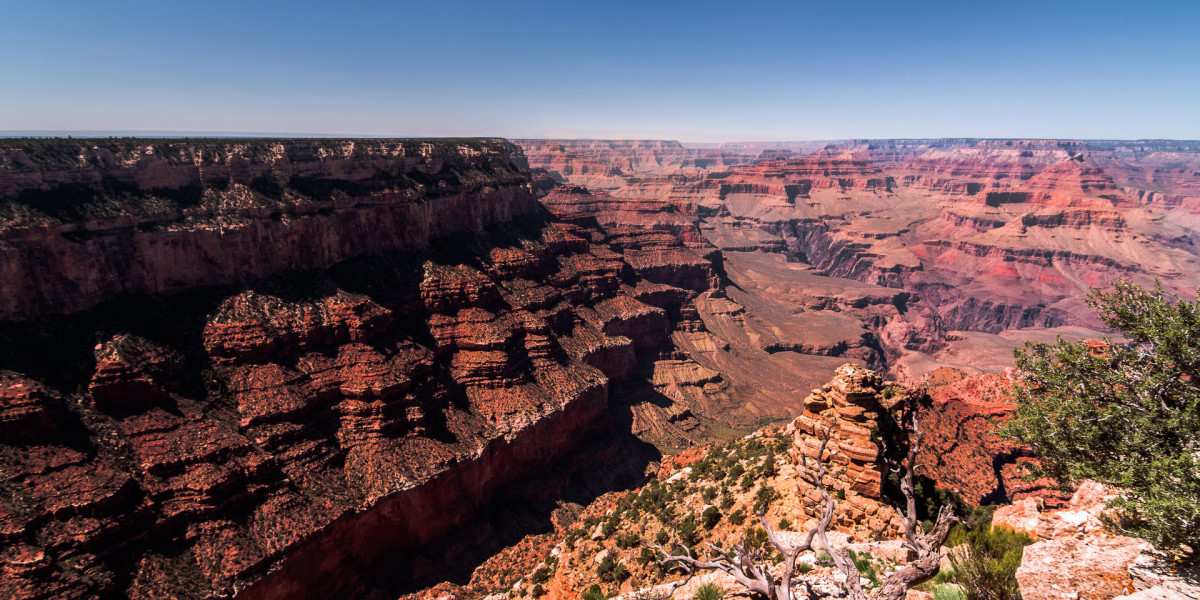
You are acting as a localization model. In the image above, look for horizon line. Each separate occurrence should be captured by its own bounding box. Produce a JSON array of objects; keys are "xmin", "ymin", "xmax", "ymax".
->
[{"xmin": 3, "ymin": 130, "xmax": 1200, "ymax": 145}]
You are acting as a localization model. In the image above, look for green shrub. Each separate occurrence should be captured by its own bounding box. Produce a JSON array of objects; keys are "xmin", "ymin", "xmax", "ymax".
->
[
  {"xmin": 753, "ymin": 486, "xmax": 780, "ymax": 513},
  {"xmin": 1003, "ymin": 280, "xmax": 1200, "ymax": 560},
  {"xmin": 728, "ymin": 463, "xmax": 745, "ymax": 480},
  {"xmin": 597, "ymin": 555, "xmax": 630, "ymax": 583},
  {"xmin": 933, "ymin": 585, "xmax": 966, "ymax": 600},
  {"xmin": 677, "ymin": 515, "xmax": 701, "ymax": 546},
  {"xmin": 600, "ymin": 517, "xmax": 617, "ymax": 538},
  {"xmin": 616, "ymin": 532, "xmax": 640, "ymax": 548},
  {"xmin": 701, "ymin": 506, "xmax": 721, "ymax": 529},
  {"xmin": 739, "ymin": 471, "xmax": 756, "ymax": 490},
  {"xmin": 745, "ymin": 526, "xmax": 768, "ymax": 550},
  {"xmin": 777, "ymin": 516, "xmax": 791, "ymax": 530},
  {"xmin": 531, "ymin": 584, "xmax": 546, "ymax": 597},
  {"xmin": 582, "ymin": 584, "xmax": 605, "ymax": 600},
  {"xmin": 951, "ymin": 525, "xmax": 1034, "ymax": 600},
  {"xmin": 694, "ymin": 583, "xmax": 724, "ymax": 600},
  {"xmin": 728, "ymin": 508, "xmax": 746, "ymax": 525},
  {"xmin": 848, "ymin": 548, "xmax": 880, "ymax": 587},
  {"xmin": 531, "ymin": 566, "xmax": 552, "ymax": 585},
  {"xmin": 797, "ymin": 562, "xmax": 813, "ymax": 574}
]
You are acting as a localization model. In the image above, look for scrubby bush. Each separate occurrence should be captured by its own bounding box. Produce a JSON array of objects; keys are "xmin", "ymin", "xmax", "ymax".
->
[
  {"xmin": 582, "ymin": 584, "xmax": 605, "ymax": 600},
  {"xmin": 727, "ymin": 508, "xmax": 746, "ymax": 525},
  {"xmin": 701, "ymin": 506, "xmax": 721, "ymax": 529},
  {"xmin": 693, "ymin": 583, "xmax": 724, "ymax": 600},
  {"xmin": 600, "ymin": 516, "xmax": 618, "ymax": 538},
  {"xmin": 597, "ymin": 555, "xmax": 630, "ymax": 583},
  {"xmin": 848, "ymin": 548, "xmax": 881, "ymax": 587},
  {"xmin": 719, "ymin": 493, "xmax": 735, "ymax": 511},
  {"xmin": 933, "ymin": 585, "xmax": 965, "ymax": 600},
  {"xmin": 677, "ymin": 515, "xmax": 701, "ymax": 546},
  {"xmin": 655, "ymin": 529, "xmax": 669, "ymax": 545},
  {"xmin": 616, "ymin": 532, "xmax": 640, "ymax": 548},
  {"xmin": 950, "ymin": 525, "xmax": 1034, "ymax": 600},
  {"xmin": 753, "ymin": 485, "xmax": 780, "ymax": 513}
]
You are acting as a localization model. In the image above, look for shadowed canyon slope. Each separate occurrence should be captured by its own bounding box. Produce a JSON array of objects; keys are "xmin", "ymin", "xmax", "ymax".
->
[{"xmin": 0, "ymin": 139, "xmax": 717, "ymax": 599}]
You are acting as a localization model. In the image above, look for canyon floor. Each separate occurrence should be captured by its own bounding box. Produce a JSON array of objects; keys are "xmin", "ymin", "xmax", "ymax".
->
[{"xmin": 2, "ymin": 137, "xmax": 1199, "ymax": 599}]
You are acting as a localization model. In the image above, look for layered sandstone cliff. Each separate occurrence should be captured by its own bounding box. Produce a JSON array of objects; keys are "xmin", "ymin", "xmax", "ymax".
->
[
  {"xmin": 0, "ymin": 138, "xmax": 534, "ymax": 320},
  {"xmin": 0, "ymin": 138, "xmax": 724, "ymax": 600}
]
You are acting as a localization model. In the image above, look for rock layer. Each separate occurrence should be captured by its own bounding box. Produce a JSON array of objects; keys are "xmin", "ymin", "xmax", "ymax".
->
[{"xmin": 0, "ymin": 138, "xmax": 534, "ymax": 320}]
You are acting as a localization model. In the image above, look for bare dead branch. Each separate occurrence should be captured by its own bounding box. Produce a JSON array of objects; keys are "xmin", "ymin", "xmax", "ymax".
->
[{"xmin": 651, "ymin": 401, "xmax": 957, "ymax": 600}]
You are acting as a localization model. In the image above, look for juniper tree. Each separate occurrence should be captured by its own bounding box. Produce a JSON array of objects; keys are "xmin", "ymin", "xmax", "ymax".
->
[{"xmin": 1003, "ymin": 280, "xmax": 1200, "ymax": 561}]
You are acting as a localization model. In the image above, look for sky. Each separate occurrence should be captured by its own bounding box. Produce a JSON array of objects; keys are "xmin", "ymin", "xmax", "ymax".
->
[{"xmin": 2, "ymin": 0, "xmax": 1199, "ymax": 142}]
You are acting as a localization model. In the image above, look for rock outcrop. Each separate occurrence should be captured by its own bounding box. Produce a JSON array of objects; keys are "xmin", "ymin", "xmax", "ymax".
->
[
  {"xmin": 995, "ymin": 482, "xmax": 1153, "ymax": 600},
  {"xmin": 789, "ymin": 364, "xmax": 906, "ymax": 539}
]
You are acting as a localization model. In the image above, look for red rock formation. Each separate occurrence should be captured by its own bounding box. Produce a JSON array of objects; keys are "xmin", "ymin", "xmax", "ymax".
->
[
  {"xmin": 789, "ymin": 364, "xmax": 905, "ymax": 537},
  {"xmin": 516, "ymin": 140, "xmax": 750, "ymax": 191},
  {"xmin": 0, "ymin": 139, "xmax": 728, "ymax": 600},
  {"xmin": 915, "ymin": 367, "xmax": 1067, "ymax": 507},
  {"xmin": 0, "ymin": 138, "xmax": 535, "ymax": 321}
]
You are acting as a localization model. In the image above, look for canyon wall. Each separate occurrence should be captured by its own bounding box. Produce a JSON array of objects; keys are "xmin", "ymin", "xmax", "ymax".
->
[
  {"xmin": 0, "ymin": 138, "xmax": 534, "ymax": 320},
  {"xmin": 0, "ymin": 138, "xmax": 720, "ymax": 600},
  {"xmin": 8, "ymin": 135, "xmax": 1200, "ymax": 600}
]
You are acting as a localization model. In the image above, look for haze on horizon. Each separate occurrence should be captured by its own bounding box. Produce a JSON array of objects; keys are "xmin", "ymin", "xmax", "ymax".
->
[{"xmin": 3, "ymin": 0, "xmax": 1198, "ymax": 142}]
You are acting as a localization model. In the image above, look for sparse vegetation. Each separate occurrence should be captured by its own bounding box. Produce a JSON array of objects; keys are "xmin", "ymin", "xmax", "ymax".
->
[{"xmin": 597, "ymin": 554, "xmax": 630, "ymax": 583}]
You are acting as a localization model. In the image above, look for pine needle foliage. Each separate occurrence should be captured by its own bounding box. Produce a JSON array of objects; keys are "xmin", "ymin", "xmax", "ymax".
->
[{"xmin": 1003, "ymin": 280, "xmax": 1200, "ymax": 561}]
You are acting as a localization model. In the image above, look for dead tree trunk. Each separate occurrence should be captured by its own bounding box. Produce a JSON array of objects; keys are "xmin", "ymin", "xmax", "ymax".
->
[{"xmin": 651, "ymin": 412, "xmax": 958, "ymax": 600}]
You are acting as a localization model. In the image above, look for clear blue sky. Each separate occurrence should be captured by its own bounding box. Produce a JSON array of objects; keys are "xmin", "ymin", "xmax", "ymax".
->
[{"xmin": 2, "ymin": 1, "xmax": 1198, "ymax": 141}]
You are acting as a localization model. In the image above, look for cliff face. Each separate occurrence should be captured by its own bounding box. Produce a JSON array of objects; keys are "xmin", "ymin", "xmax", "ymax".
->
[
  {"xmin": 0, "ymin": 139, "xmax": 723, "ymax": 600},
  {"xmin": 0, "ymin": 138, "xmax": 534, "ymax": 320}
]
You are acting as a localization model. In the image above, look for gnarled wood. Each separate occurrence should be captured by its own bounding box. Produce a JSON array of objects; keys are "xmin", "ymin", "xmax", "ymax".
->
[{"xmin": 652, "ymin": 407, "xmax": 959, "ymax": 600}]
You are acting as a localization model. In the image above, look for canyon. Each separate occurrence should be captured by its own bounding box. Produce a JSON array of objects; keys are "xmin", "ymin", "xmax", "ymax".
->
[
  {"xmin": 3, "ymin": 136, "xmax": 1200, "ymax": 600},
  {"xmin": 521, "ymin": 138, "xmax": 1200, "ymax": 381}
]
